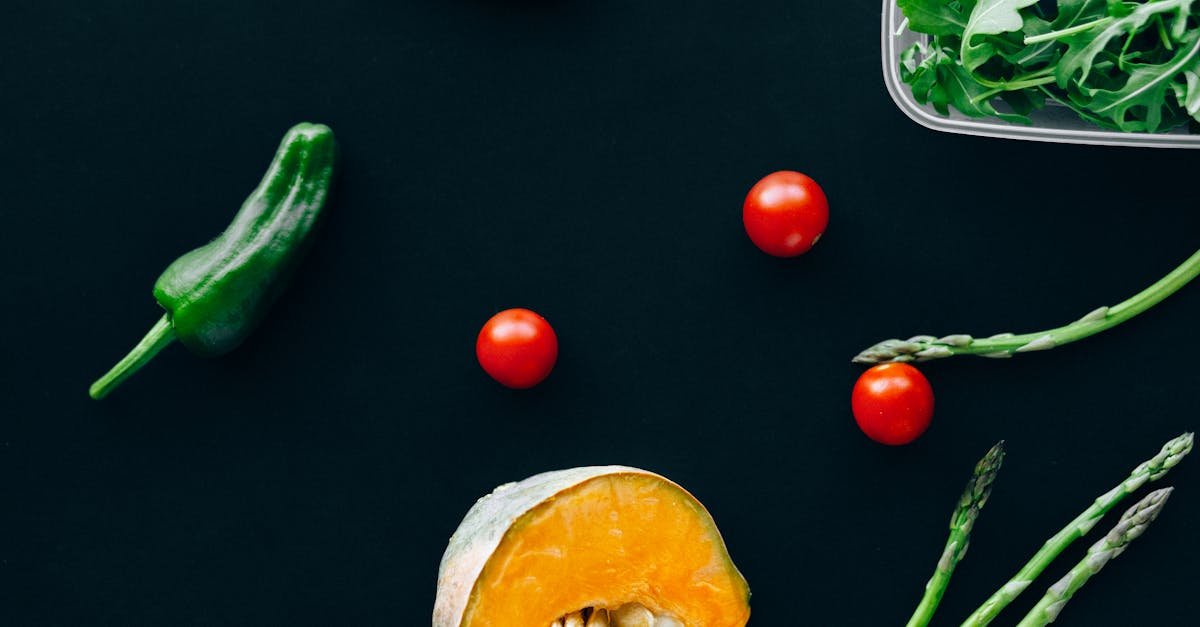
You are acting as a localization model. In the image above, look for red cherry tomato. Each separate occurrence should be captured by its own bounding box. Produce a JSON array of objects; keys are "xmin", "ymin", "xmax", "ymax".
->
[
  {"xmin": 476, "ymin": 308, "xmax": 558, "ymax": 389},
  {"xmin": 742, "ymin": 170, "xmax": 830, "ymax": 257},
  {"xmin": 851, "ymin": 363, "xmax": 934, "ymax": 445}
]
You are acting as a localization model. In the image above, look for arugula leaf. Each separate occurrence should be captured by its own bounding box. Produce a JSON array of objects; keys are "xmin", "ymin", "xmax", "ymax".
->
[
  {"xmin": 898, "ymin": 0, "xmax": 978, "ymax": 36},
  {"xmin": 1001, "ymin": 84, "xmax": 1049, "ymax": 113},
  {"xmin": 1038, "ymin": 84, "xmax": 1116, "ymax": 126},
  {"xmin": 961, "ymin": 0, "xmax": 1041, "ymax": 70},
  {"xmin": 1056, "ymin": 0, "xmax": 1193, "ymax": 86},
  {"xmin": 1171, "ymin": 69, "xmax": 1200, "ymax": 121},
  {"xmin": 1167, "ymin": 0, "xmax": 1195, "ymax": 40},
  {"xmin": 902, "ymin": 41, "xmax": 956, "ymax": 112},
  {"xmin": 901, "ymin": 39, "xmax": 1032, "ymax": 122},
  {"xmin": 1003, "ymin": 0, "xmax": 1107, "ymax": 67},
  {"xmin": 895, "ymin": 0, "xmax": 1200, "ymax": 134},
  {"xmin": 1085, "ymin": 30, "xmax": 1200, "ymax": 131},
  {"xmin": 999, "ymin": 13, "xmax": 1056, "ymax": 66},
  {"xmin": 1107, "ymin": 0, "xmax": 1137, "ymax": 17}
]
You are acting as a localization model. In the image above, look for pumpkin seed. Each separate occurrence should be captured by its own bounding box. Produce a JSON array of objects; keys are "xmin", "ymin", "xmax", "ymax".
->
[
  {"xmin": 552, "ymin": 604, "xmax": 679, "ymax": 627},
  {"xmin": 586, "ymin": 608, "xmax": 610, "ymax": 627},
  {"xmin": 611, "ymin": 603, "xmax": 655, "ymax": 627}
]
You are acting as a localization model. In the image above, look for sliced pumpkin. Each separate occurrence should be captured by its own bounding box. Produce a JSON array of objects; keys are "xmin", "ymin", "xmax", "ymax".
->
[{"xmin": 434, "ymin": 466, "xmax": 750, "ymax": 627}]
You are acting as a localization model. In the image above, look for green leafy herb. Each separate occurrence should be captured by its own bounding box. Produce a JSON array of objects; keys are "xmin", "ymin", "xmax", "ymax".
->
[
  {"xmin": 961, "ymin": 0, "xmax": 1042, "ymax": 70},
  {"xmin": 898, "ymin": 0, "xmax": 1200, "ymax": 133},
  {"xmin": 1054, "ymin": 0, "xmax": 1190, "ymax": 85},
  {"xmin": 1084, "ymin": 31, "xmax": 1200, "ymax": 130},
  {"xmin": 902, "ymin": 40, "xmax": 1034, "ymax": 121},
  {"xmin": 898, "ymin": 0, "xmax": 977, "ymax": 36}
]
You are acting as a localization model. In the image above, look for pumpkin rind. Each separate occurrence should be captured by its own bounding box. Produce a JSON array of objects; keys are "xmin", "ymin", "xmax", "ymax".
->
[{"xmin": 433, "ymin": 466, "xmax": 750, "ymax": 627}]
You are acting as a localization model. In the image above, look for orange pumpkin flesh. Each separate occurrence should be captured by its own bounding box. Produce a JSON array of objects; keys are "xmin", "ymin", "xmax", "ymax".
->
[{"xmin": 434, "ymin": 467, "xmax": 750, "ymax": 627}]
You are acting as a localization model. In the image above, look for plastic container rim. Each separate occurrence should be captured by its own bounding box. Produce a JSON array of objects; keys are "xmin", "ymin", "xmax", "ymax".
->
[{"xmin": 880, "ymin": 0, "xmax": 1200, "ymax": 149}]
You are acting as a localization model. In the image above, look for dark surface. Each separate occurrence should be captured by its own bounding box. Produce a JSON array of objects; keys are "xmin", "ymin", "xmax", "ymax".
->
[{"xmin": 3, "ymin": 1, "xmax": 1199, "ymax": 625}]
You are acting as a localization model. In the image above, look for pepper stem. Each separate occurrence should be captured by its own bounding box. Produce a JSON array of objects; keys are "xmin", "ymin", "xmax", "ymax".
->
[{"xmin": 89, "ymin": 314, "xmax": 176, "ymax": 400}]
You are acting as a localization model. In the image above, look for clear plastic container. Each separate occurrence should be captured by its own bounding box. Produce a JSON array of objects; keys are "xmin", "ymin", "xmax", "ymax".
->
[{"xmin": 881, "ymin": 0, "xmax": 1200, "ymax": 148}]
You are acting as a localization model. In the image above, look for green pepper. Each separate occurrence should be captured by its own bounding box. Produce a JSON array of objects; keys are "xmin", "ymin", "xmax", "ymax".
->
[{"xmin": 89, "ymin": 122, "xmax": 337, "ymax": 399}]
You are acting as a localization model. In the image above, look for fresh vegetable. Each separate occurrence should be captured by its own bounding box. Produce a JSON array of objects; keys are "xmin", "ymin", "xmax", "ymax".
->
[
  {"xmin": 549, "ymin": 603, "xmax": 682, "ymax": 627},
  {"xmin": 433, "ymin": 466, "xmax": 750, "ymax": 627},
  {"xmin": 854, "ymin": 246, "xmax": 1200, "ymax": 364},
  {"xmin": 907, "ymin": 433, "xmax": 1191, "ymax": 627},
  {"xmin": 1015, "ymin": 488, "xmax": 1173, "ymax": 627},
  {"xmin": 851, "ymin": 363, "xmax": 935, "ymax": 445},
  {"xmin": 961, "ymin": 431, "xmax": 1193, "ymax": 626},
  {"xmin": 897, "ymin": 0, "xmax": 1200, "ymax": 132},
  {"xmin": 742, "ymin": 171, "xmax": 829, "ymax": 257},
  {"xmin": 89, "ymin": 123, "xmax": 336, "ymax": 399},
  {"xmin": 906, "ymin": 442, "xmax": 1005, "ymax": 627},
  {"xmin": 476, "ymin": 308, "xmax": 559, "ymax": 389}
]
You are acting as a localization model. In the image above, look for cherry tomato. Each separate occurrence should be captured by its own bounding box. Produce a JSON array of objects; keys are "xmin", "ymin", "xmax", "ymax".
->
[
  {"xmin": 742, "ymin": 171, "xmax": 830, "ymax": 257},
  {"xmin": 476, "ymin": 308, "xmax": 558, "ymax": 389},
  {"xmin": 851, "ymin": 363, "xmax": 934, "ymax": 445}
]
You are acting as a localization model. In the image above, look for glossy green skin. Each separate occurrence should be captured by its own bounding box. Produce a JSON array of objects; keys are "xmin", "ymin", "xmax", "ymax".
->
[{"xmin": 154, "ymin": 122, "xmax": 336, "ymax": 356}]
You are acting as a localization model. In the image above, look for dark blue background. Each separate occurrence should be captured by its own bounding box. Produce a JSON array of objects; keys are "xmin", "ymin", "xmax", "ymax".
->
[{"xmin": 3, "ymin": 1, "xmax": 1198, "ymax": 624}]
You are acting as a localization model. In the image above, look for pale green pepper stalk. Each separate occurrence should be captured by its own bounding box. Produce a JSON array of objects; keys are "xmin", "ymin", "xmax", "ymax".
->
[
  {"xmin": 906, "ymin": 442, "xmax": 1005, "ymax": 627},
  {"xmin": 854, "ymin": 248, "xmax": 1200, "ymax": 364},
  {"xmin": 1014, "ymin": 488, "xmax": 1173, "ymax": 627},
  {"xmin": 960, "ymin": 433, "xmax": 1193, "ymax": 627}
]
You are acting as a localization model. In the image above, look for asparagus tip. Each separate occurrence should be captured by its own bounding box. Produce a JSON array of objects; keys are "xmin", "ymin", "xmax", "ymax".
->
[{"xmin": 1103, "ymin": 487, "xmax": 1173, "ymax": 550}]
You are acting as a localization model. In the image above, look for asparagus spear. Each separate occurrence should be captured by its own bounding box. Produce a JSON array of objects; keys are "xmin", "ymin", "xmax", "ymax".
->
[
  {"xmin": 853, "ymin": 248, "xmax": 1200, "ymax": 364},
  {"xmin": 960, "ymin": 433, "xmax": 1193, "ymax": 627},
  {"xmin": 906, "ymin": 442, "xmax": 1006, "ymax": 627},
  {"xmin": 1014, "ymin": 488, "xmax": 1174, "ymax": 627}
]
